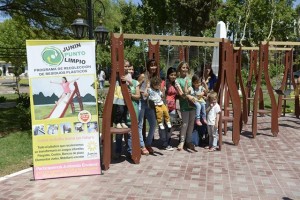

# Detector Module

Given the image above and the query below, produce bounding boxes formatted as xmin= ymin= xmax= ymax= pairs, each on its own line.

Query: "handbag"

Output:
xmin=147 ymin=98 xmax=156 ymax=109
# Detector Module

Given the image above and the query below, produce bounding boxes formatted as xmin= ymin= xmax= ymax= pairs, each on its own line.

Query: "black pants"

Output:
xmin=113 ymin=104 xmax=128 ymax=124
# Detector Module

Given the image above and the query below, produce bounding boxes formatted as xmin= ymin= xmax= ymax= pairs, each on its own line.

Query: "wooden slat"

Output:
xmin=222 ymin=116 xmax=234 ymax=122
xmin=113 ymin=33 xmax=224 ymax=42
xmin=282 ymin=97 xmax=294 ymax=100
xmin=110 ymin=127 xmax=131 ymax=134
xmin=159 ymin=41 xmax=218 ymax=47
xmin=233 ymin=47 xmax=293 ymax=51
xmin=267 ymin=41 xmax=300 ymax=46
xmin=257 ymin=109 xmax=271 ymax=114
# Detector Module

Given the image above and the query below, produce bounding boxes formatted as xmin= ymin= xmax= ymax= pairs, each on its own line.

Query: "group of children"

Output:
xmin=111 ymin=59 xmax=221 ymax=157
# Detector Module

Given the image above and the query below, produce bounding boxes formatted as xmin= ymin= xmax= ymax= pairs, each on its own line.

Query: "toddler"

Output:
xmin=147 ymin=76 xmax=172 ymax=130
xmin=206 ymin=91 xmax=221 ymax=152
xmin=113 ymin=60 xmax=132 ymax=129
xmin=189 ymin=74 xmax=207 ymax=126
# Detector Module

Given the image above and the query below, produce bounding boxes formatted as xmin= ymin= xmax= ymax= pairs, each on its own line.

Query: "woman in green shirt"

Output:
xmin=175 ymin=62 xmax=196 ymax=151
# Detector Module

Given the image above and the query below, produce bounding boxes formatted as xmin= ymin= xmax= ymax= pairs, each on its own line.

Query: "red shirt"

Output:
xmin=166 ymin=84 xmax=178 ymax=112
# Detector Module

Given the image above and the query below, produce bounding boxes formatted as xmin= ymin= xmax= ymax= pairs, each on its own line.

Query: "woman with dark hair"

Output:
xmin=138 ymin=59 xmax=159 ymax=155
xmin=161 ymin=67 xmax=179 ymax=150
xmin=202 ymin=63 xmax=217 ymax=91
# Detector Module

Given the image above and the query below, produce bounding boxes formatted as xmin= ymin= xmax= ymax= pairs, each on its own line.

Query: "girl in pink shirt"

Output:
xmin=50 ymin=77 xmax=79 ymax=104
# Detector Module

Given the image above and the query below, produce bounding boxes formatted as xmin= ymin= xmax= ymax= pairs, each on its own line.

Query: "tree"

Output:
xmin=0 ymin=19 xmax=33 ymax=96
xmin=216 ymin=0 xmax=297 ymax=46
xmin=0 ymin=0 xmax=77 ymax=38
xmin=0 ymin=0 xmax=121 ymax=39
xmin=140 ymin=0 xmax=220 ymax=36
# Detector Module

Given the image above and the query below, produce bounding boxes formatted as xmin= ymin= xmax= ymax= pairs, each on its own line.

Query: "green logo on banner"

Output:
xmin=41 ymin=47 xmax=64 ymax=66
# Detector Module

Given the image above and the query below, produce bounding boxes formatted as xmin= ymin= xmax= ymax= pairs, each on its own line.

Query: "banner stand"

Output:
xmin=26 ymin=40 xmax=102 ymax=180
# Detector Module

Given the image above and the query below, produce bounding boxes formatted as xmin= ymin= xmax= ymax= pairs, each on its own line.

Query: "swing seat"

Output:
xmin=257 ymin=109 xmax=271 ymax=114
xmin=274 ymin=89 xmax=292 ymax=96
xmin=274 ymin=89 xmax=285 ymax=95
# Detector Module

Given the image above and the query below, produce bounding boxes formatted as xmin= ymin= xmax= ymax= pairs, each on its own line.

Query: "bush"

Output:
xmin=16 ymin=93 xmax=31 ymax=130
xmin=98 ymin=91 xmax=106 ymax=118
xmin=0 ymin=96 xmax=6 ymax=103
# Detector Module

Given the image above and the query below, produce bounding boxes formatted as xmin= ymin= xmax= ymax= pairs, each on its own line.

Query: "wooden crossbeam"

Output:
xmin=159 ymin=41 xmax=218 ymax=47
xmin=267 ymin=41 xmax=300 ymax=46
xmin=114 ymin=33 xmax=224 ymax=42
xmin=233 ymin=47 xmax=293 ymax=51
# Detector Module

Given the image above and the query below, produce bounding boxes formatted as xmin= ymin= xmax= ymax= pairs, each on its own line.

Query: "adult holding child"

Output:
xmin=175 ymin=62 xmax=196 ymax=151
xmin=138 ymin=59 xmax=159 ymax=155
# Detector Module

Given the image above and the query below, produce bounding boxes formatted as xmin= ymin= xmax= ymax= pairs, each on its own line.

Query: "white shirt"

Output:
xmin=98 ymin=70 xmax=105 ymax=81
xmin=147 ymin=88 xmax=163 ymax=105
xmin=207 ymin=103 xmax=221 ymax=126
xmin=190 ymin=86 xmax=206 ymax=103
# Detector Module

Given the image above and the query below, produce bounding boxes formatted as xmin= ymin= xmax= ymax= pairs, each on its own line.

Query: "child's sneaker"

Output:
xmin=116 ymin=123 xmax=122 ymax=129
xmin=166 ymin=122 xmax=172 ymax=128
xmin=195 ymin=119 xmax=202 ymax=126
xmin=158 ymin=123 xmax=165 ymax=130
xmin=165 ymin=145 xmax=174 ymax=151
xmin=121 ymin=123 xmax=128 ymax=128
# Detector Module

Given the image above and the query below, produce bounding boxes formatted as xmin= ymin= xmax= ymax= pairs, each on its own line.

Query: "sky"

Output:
xmin=295 ymin=0 xmax=300 ymax=7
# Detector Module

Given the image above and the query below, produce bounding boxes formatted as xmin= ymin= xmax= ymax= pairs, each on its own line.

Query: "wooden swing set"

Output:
xmin=101 ymin=33 xmax=300 ymax=170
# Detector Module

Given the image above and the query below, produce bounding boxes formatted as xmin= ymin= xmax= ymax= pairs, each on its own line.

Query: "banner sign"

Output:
xmin=26 ymin=40 xmax=101 ymax=180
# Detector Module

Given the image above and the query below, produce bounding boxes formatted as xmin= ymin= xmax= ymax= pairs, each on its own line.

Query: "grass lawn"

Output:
xmin=0 ymin=107 xmax=23 ymax=135
xmin=34 ymin=104 xmax=97 ymax=120
xmin=263 ymin=93 xmax=295 ymax=113
xmin=0 ymin=93 xmax=19 ymax=102
xmin=0 ymin=105 xmax=33 ymax=176
xmin=0 ymin=131 xmax=32 ymax=177
xmin=19 ymin=78 xmax=29 ymax=86
xmin=0 ymin=105 xmax=102 ymax=177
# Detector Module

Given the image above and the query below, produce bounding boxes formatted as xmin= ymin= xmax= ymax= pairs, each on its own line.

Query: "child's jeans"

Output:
xmin=208 ymin=125 xmax=218 ymax=148
xmin=195 ymin=101 xmax=206 ymax=120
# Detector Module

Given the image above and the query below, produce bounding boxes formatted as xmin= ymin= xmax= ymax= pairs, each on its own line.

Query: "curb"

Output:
xmin=0 ymin=168 xmax=32 ymax=182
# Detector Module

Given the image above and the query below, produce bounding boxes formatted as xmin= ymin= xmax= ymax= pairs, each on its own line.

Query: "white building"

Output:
xmin=0 ymin=61 xmax=28 ymax=77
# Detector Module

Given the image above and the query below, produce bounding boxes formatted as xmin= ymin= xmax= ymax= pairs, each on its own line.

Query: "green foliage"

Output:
xmin=0 ymin=94 xmax=18 ymax=102
xmin=0 ymin=0 xmax=86 ymax=38
xmin=168 ymin=0 xmax=221 ymax=36
xmin=0 ymin=106 xmax=25 ymax=135
xmin=268 ymin=64 xmax=284 ymax=79
xmin=241 ymin=67 xmax=248 ymax=87
xmin=16 ymin=93 xmax=31 ymax=130
xmin=216 ymin=0 xmax=296 ymax=45
xmin=98 ymin=90 xmax=107 ymax=118
xmin=0 ymin=96 xmax=7 ymax=103
xmin=141 ymin=0 xmax=220 ymax=36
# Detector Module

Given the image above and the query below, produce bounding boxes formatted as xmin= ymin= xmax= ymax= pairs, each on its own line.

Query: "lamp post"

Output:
xmin=71 ymin=0 xmax=109 ymax=44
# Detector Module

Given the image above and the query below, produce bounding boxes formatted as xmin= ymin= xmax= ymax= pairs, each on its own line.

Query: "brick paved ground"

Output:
xmin=1 ymin=115 xmax=300 ymax=200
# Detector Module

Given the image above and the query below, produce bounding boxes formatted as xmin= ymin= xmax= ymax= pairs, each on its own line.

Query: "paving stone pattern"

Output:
xmin=0 ymin=115 xmax=300 ymax=200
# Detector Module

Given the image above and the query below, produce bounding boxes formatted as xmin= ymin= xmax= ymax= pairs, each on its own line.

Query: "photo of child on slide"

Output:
xmin=31 ymin=75 xmax=97 ymax=120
